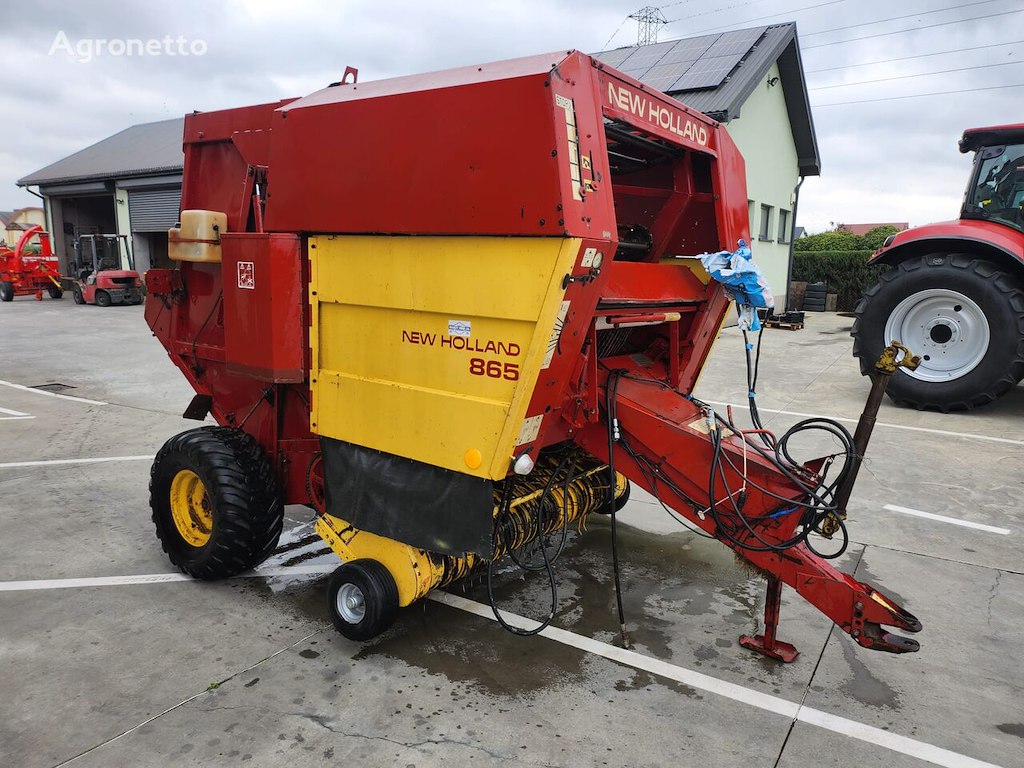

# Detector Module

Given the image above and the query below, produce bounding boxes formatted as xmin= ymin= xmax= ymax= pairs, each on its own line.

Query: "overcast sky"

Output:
xmin=1 ymin=0 xmax=1020 ymax=233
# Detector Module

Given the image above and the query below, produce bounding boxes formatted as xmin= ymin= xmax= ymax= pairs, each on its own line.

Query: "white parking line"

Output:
xmin=430 ymin=593 xmax=1003 ymax=768
xmin=883 ymin=504 xmax=1012 ymax=535
xmin=0 ymin=567 xmax=1003 ymax=768
xmin=0 ymin=564 xmax=333 ymax=592
xmin=0 ymin=379 xmax=107 ymax=406
xmin=0 ymin=456 xmax=153 ymax=469
xmin=702 ymin=400 xmax=1024 ymax=447
xmin=0 ymin=405 xmax=34 ymax=421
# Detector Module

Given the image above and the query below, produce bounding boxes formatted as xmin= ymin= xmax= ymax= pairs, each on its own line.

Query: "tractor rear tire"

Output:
xmin=73 ymin=287 xmax=85 ymax=305
xmin=0 ymin=281 xmax=13 ymax=302
xmin=47 ymin=284 xmax=63 ymax=299
xmin=326 ymin=560 xmax=400 ymax=641
xmin=95 ymin=290 xmax=112 ymax=307
xmin=852 ymin=254 xmax=1024 ymax=411
xmin=150 ymin=426 xmax=283 ymax=580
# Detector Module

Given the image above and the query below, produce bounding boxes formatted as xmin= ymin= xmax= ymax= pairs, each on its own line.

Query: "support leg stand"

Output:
xmin=739 ymin=575 xmax=799 ymax=662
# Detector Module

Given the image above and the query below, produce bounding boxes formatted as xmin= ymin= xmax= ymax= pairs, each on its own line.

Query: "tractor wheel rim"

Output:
xmin=884 ymin=288 xmax=990 ymax=382
xmin=169 ymin=469 xmax=213 ymax=547
xmin=336 ymin=583 xmax=366 ymax=624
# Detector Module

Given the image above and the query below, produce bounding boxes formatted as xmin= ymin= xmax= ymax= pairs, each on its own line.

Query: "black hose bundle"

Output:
xmin=486 ymin=448 xmax=607 ymax=636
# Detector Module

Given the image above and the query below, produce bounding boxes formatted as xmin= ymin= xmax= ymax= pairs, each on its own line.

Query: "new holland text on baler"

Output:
xmin=144 ymin=51 xmax=921 ymax=658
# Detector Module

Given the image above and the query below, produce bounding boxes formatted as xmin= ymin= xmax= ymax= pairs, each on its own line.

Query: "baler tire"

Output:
xmin=47 ymin=285 xmax=64 ymax=299
xmin=150 ymin=426 xmax=283 ymax=580
xmin=326 ymin=560 xmax=400 ymax=641
xmin=0 ymin=281 xmax=13 ymax=302
xmin=72 ymin=287 xmax=85 ymax=305
xmin=852 ymin=254 xmax=1024 ymax=412
xmin=95 ymin=290 xmax=112 ymax=307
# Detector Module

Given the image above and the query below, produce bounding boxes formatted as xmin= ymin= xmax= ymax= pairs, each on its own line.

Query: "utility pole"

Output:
xmin=630 ymin=6 xmax=668 ymax=45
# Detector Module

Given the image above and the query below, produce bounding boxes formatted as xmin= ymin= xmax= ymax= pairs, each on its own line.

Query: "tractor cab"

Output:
xmin=71 ymin=234 xmax=143 ymax=306
xmin=960 ymin=125 xmax=1024 ymax=233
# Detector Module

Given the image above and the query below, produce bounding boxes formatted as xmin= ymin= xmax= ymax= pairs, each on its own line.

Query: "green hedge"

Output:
xmin=791 ymin=251 xmax=890 ymax=311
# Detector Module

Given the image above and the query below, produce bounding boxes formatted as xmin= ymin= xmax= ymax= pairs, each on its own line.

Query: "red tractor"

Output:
xmin=71 ymin=233 xmax=143 ymax=306
xmin=0 ymin=225 xmax=64 ymax=302
xmin=853 ymin=124 xmax=1024 ymax=411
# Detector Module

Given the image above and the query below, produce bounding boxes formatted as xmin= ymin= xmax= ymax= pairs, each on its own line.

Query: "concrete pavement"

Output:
xmin=1 ymin=298 xmax=1021 ymax=767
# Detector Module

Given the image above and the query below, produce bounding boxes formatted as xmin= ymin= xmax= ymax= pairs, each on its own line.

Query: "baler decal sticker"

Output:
xmin=555 ymin=94 xmax=583 ymax=202
xmin=515 ymin=414 xmax=544 ymax=447
xmin=237 ymin=261 xmax=255 ymax=290
xmin=542 ymin=300 xmax=571 ymax=369
xmin=448 ymin=320 xmax=472 ymax=337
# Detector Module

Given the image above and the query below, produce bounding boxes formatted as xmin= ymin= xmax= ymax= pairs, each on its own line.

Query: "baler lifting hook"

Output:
xmin=826 ymin=341 xmax=921 ymax=534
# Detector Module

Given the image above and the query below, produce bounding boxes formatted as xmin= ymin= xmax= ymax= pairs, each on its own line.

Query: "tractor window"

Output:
xmin=964 ymin=143 xmax=1024 ymax=231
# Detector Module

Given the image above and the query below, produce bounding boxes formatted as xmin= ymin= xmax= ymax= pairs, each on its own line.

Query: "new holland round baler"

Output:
xmin=144 ymin=50 xmax=921 ymax=657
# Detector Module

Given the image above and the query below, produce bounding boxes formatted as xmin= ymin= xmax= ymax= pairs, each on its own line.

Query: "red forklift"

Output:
xmin=71 ymin=233 xmax=143 ymax=306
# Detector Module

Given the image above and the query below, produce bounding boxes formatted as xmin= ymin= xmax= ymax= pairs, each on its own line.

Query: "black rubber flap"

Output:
xmin=321 ymin=437 xmax=495 ymax=557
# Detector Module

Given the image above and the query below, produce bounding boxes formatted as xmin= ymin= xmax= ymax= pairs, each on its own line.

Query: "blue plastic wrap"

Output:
xmin=699 ymin=240 xmax=775 ymax=331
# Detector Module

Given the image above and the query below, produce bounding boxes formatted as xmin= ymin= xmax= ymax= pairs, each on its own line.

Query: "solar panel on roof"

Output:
xmin=702 ymin=26 xmax=766 ymax=57
xmin=597 ymin=25 xmax=764 ymax=92
xmin=641 ymin=61 xmax=700 ymax=92
xmin=616 ymin=39 xmax=678 ymax=77
xmin=670 ymin=53 xmax=744 ymax=91
xmin=594 ymin=47 xmax=637 ymax=69
xmin=656 ymin=34 xmax=718 ymax=65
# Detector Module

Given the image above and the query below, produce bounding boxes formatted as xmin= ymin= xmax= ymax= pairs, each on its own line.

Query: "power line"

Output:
xmin=802 ymin=0 xmax=999 ymax=38
xmin=812 ymin=82 xmax=1024 ymax=108
xmin=664 ymin=0 xmax=763 ymax=26
xmin=803 ymin=8 xmax=1024 ymax=50
xmin=602 ymin=16 xmax=631 ymax=49
xmin=670 ymin=0 xmax=843 ymax=35
xmin=809 ymin=60 xmax=1024 ymax=90
xmin=805 ymin=39 xmax=1023 ymax=75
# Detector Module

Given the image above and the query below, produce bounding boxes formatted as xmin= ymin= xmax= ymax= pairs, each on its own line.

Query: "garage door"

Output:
xmin=129 ymin=188 xmax=181 ymax=232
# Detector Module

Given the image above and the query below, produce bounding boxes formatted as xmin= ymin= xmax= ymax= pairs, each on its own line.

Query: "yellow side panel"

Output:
xmin=310 ymin=235 xmax=581 ymax=480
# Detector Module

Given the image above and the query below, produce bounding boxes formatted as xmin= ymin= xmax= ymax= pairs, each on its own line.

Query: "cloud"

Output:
xmin=2 ymin=0 xmax=1021 ymax=237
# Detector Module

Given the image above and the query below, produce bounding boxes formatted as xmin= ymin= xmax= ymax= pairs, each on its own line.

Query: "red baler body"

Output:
xmin=146 ymin=50 xmax=921 ymax=655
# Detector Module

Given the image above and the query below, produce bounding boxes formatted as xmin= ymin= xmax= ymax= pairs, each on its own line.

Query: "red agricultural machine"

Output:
xmin=0 ymin=225 xmax=64 ymax=302
xmin=145 ymin=50 xmax=922 ymax=658
xmin=853 ymin=123 xmax=1024 ymax=411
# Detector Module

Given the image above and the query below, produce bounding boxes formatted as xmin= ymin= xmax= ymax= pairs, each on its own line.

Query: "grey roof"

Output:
xmin=595 ymin=23 xmax=820 ymax=176
xmin=18 ymin=117 xmax=184 ymax=187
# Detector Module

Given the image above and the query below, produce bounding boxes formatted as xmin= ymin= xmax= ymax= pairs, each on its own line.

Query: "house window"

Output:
xmin=759 ymin=204 xmax=773 ymax=241
xmin=778 ymin=209 xmax=791 ymax=243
